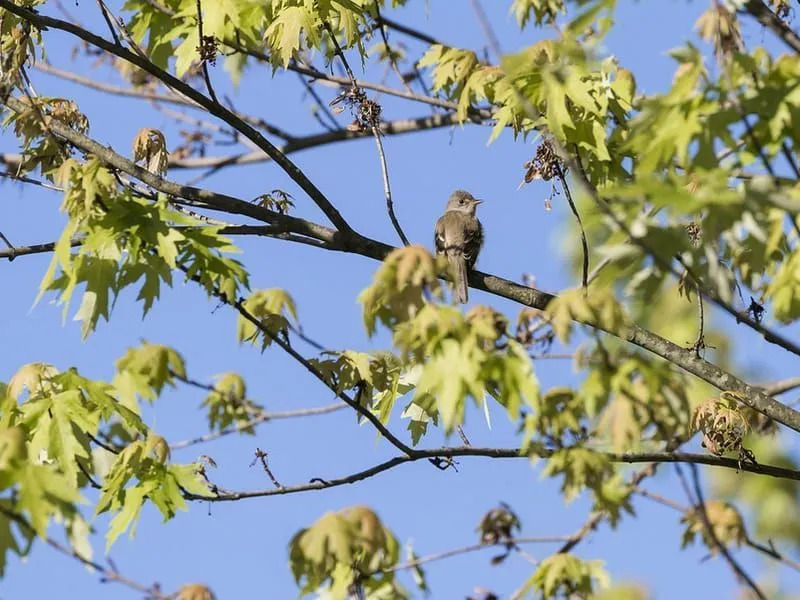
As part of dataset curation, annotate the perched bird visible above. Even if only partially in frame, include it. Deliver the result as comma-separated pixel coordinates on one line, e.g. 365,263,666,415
435,190,484,303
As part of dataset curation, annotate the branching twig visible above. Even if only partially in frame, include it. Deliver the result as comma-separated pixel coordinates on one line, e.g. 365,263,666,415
0,229,16,259
251,447,282,488
636,486,800,573
2,89,799,434
372,1,416,96
295,71,341,131
94,0,120,45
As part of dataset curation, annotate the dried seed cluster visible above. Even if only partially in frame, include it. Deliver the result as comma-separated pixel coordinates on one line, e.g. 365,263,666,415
523,140,563,183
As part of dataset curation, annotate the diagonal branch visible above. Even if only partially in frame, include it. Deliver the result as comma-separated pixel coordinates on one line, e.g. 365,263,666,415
679,464,767,600
169,402,347,450
742,0,800,55
0,0,355,234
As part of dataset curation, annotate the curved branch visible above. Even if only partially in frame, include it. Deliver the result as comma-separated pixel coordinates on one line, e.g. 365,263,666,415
186,447,800,502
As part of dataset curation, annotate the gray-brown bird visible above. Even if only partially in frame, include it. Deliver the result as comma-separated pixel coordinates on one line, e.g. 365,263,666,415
435,190,484,303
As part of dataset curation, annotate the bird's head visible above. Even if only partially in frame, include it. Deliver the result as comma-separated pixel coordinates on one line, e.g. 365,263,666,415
445,190,483,215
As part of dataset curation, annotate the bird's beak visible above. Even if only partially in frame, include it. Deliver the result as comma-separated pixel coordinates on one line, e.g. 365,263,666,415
473,199,484,205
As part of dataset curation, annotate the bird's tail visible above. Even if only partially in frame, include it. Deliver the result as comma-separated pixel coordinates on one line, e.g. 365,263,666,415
448,252,469,303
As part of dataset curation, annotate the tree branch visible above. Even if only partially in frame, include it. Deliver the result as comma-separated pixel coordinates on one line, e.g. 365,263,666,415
742,0,800,55
323,21,410,246
185,447,800,502
384,536,571,573
0,0,354,233
169,402,347,450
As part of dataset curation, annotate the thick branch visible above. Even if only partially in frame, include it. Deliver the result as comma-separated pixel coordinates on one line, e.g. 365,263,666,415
742,0,800,54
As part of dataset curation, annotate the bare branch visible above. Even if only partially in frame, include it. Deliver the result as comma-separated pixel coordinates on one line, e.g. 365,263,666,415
0,238,82,261
185,447,800,502
384,536,571,573
636,486,800,573
169,402,347,450
3,88,799,433
374,15,442,47
761,376,800,396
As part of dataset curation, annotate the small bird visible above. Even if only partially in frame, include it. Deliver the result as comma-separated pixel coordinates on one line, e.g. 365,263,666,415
435,190,484,303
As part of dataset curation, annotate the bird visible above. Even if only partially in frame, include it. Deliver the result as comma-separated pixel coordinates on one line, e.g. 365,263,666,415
434,190,484,304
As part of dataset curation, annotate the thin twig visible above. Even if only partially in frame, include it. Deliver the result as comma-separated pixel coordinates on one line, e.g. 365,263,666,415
323,22,410,246
737,109,800,238
636,486,800,573
761,376,800,396
690,283,706,358
467,0,502,60
374,15,442,46
251,448,282,488
384,536,570,573
1,78,797,434
678,464,767,600
194,0,219,104
555,161,588,290
0,1,355,234
170,402,347,450
372,1,416,96
94,0,120,45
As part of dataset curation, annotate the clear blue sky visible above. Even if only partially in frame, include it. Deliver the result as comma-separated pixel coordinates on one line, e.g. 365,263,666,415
1,1,797,598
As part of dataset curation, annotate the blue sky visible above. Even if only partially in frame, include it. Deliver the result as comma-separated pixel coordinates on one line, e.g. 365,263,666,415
1,0,797,598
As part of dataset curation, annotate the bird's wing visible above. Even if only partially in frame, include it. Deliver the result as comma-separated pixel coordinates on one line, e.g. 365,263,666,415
434,216,446,254
463,217,483,266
